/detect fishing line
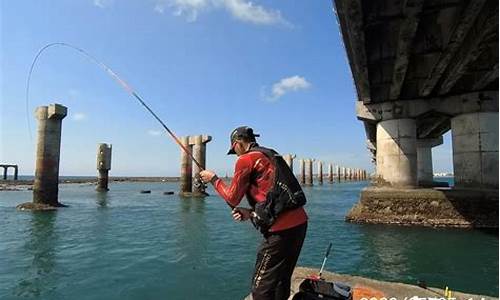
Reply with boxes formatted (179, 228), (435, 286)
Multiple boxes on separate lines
(25, 42), (204, 170)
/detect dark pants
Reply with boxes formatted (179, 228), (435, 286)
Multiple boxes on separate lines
(251, 222), (307, 300)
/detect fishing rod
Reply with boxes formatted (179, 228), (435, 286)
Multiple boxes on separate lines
(25, 42), (207, 189)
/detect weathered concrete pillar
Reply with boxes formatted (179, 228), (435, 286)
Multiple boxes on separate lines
(306, 159), (314, 186)
(317, 161), (323, 184)
(347, 168), (352, 180)
(96, 143), (112, 191)
(14, 166), (18, 180)
(328, 163), (334, 183)
(376, 118), (417, 187)
(416, 137), (443, 187)
(451, 112), (498, 189)
(2, 167), (6, 180)
(337, 166), (341, 182)
(180, 136), (193, 195)
(342, 167), (346, 180)
(33, 104), (67, 206)
(283, 154), (296, 172)
(299, 159), (306, 185)
(192, 135), (212, 196)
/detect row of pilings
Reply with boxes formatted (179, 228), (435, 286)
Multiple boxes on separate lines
(282, 155), (368, 186)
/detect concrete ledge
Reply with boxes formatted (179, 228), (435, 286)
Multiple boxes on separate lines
(289, 267), (497, 300)
(346, 187), (498, 228)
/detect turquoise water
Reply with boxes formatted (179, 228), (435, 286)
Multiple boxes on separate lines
(0, 180), (497, 299)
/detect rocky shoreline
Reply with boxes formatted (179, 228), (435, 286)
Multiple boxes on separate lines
(346, 186), (499, 228)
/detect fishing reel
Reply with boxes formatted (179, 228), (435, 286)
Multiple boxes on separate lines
(194, 173), (207, 193)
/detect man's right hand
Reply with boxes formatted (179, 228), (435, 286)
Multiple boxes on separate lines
(232, 207), (252, 222)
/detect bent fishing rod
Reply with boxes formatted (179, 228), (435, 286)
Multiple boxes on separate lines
(25, 42), (216, 194)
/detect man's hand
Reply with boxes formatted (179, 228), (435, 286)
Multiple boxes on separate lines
(199, 170), (216, 184)
(232, 207), (252, 222)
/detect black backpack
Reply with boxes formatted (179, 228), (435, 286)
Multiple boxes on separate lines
(292, 279), (352, 300)
(247, 146), (307, 233)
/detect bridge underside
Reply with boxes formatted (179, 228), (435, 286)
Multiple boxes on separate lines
(333, 0), (498, 227)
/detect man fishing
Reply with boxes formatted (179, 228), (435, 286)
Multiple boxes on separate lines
(200, 126), (308, 300)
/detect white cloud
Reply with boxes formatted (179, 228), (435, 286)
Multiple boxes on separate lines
(148, 129), (163, 136)
(154, 0), (288, 25)
(221, 0), (286, 25)
(93, 0), (113, 8)
(266, 75), (311, 101)
(72, 113), (87, 121)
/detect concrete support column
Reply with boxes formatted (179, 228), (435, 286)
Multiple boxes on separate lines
(180, 136), (193, 195)
(33, 104), (67, 206)
(14, 166), (18, 180)
(342, 167), (346, 180)
(337, 166), (341, 182)
(2, 167), (6, 180)
(192, 135), (212, 196)
(417, 137), (443, 187)
(328, 163), (334, 183)
(451, 112), (499, 189)
(283, 154), (296, 172)
(376, 118), (417, 187)
(317, 161), (323, 184)
(299, 159), (306, 185)
(96, 143), (112, 191)
(306, 159), (314, 186)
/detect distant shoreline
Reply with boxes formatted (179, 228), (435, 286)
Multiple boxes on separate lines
(0, 177), (181, 191)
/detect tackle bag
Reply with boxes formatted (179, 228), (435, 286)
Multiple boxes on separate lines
(248, 146), (306, 233)
(291, 278), (352, 300)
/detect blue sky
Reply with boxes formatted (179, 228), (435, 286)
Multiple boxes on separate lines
(0, 0), (453, 176)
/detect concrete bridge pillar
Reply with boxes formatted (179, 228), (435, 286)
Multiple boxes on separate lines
(283, 154), (296, 172)
(299, 159), (306, 185)
(192, 135), (212, 196)
(2, 167), (6, 180)
(317, 161), (323, 184)
(451, 112), (498, 189)
(14, 166), (18, 180)
(328, 163), (334, 183)
(376, 118), (417, 187)
(337, 166), (341, 182)
(180, 136), (193, 195)
(33, 104), (67, 206)
(96, 143), (112, 191)
(342, 167), (346, 180)
(416, 137), (443, 187)
(305, 159), (314, 186)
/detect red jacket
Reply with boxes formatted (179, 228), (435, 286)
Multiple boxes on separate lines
(213, 151), (308, 232)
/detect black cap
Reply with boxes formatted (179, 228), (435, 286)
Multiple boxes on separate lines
(227, 126), (260, 155)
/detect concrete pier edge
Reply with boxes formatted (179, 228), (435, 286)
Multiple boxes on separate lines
(288, 267), (497, 300)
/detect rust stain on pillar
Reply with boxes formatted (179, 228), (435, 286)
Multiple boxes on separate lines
(96, 143), (112, 191)
(328, 163), (334, 183)
(32, 104), (67, 207)
(180, 136), (193, 196)
(317, 161), (323, 185)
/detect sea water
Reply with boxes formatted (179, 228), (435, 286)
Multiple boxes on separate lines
(0, 180), (497, 299)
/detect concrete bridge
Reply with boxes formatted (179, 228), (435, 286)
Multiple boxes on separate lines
(333, 0), (498, 227)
